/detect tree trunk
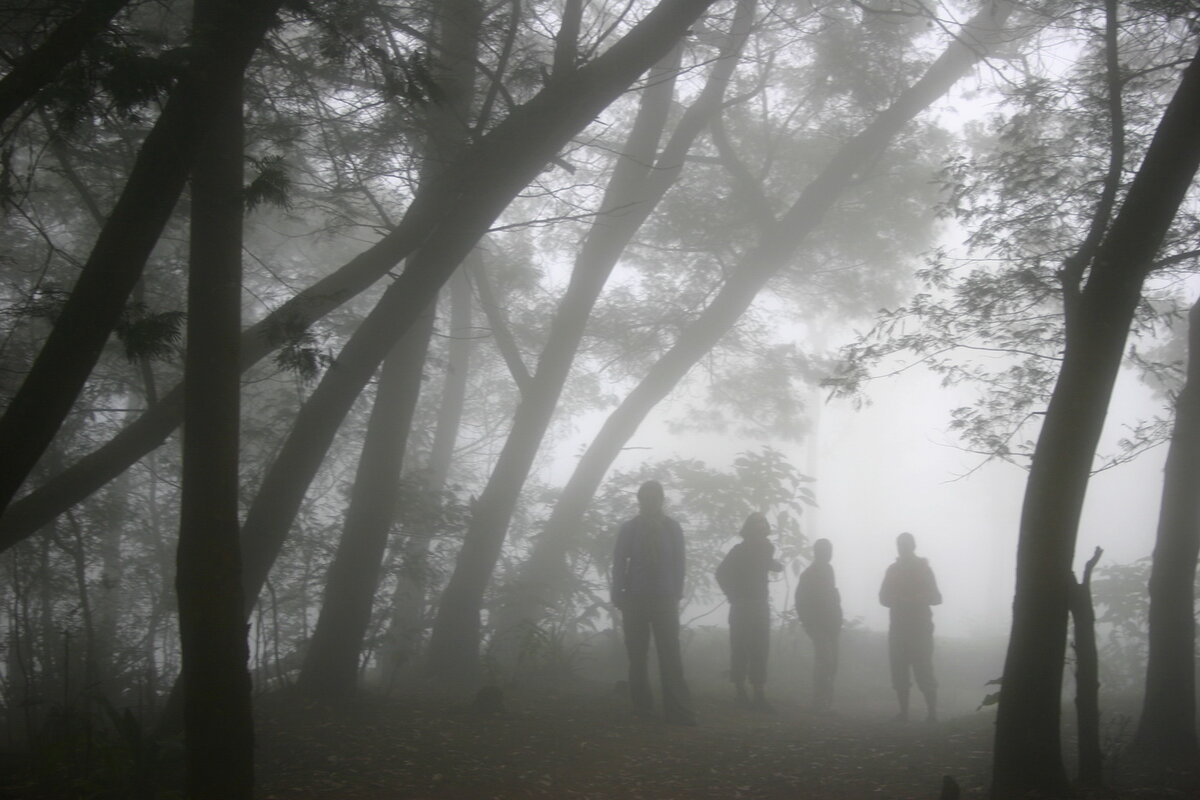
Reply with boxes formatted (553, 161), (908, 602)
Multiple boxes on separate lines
(1070, 547), (1104, 789)
(380, 261), (475, 678)
(0, 0), (133, 128)
(296, 305), (434, 698)
(991, 44), (1200, 800)
(173, 9), (254, 795)
(1135, 297), (1200, 763)
(526, 0), (1019, 601)
(0, 0), (718, 555)
(0, 0), (283, 521)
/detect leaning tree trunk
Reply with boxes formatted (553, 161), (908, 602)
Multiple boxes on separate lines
(0, 0), (718, 556)
(296, 306), (434, 698)
(1135, 296), (1200, 764)
(525, 0), (1020, 601)
(1070, 547), (1104, 790)
(0, 0), (283, 521)
(173, 10), (254, 795)
(991, 44), (1200, 800)
(380, 262), (475, 679)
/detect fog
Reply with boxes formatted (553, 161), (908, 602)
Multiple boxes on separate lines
(2, 0), (1199, 798)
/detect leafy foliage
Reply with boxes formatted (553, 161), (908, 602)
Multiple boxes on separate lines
(113, 303), (185, 363)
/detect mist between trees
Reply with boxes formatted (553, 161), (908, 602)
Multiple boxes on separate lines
(0, 1), (1198, 798)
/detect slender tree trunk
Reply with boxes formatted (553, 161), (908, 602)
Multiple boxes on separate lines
(173, 8), (253, 795)
(380, 262), (475, 678)
(0, 0), (133, 128)
(0, 0), (283, 521)
(0, 0), (718, 555)
(296, 306), (434, 698)
(428, 0), (759, 683)
(1134, 297), (1200, 764)
(1070, 547), (1104, 789)
(527, 0), (1019, 596)
(991, 45), (1200, 799)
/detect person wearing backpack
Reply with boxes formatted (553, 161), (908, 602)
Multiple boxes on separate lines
(716, 512), (783, 711)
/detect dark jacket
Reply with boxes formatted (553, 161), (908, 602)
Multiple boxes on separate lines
(611, 512), (685, 606)
(796, 560), (843, 634)
(879, 554), (942, 626)
(715, 538), (779, 605)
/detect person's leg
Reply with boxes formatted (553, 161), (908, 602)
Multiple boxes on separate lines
(889, 626), (911, 721)
(728, 605), (749, 704)
(812, 630), (837, 711)
(650, 597), (695, 724)
(747, 603), (771, 711)
(912, 626), (938, 721)
(622, 601), (653, 716)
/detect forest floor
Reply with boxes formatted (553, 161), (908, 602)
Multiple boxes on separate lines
(253, 684), (1197, 800)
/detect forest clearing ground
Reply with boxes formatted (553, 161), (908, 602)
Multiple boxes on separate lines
(256, 686), (1002, 799)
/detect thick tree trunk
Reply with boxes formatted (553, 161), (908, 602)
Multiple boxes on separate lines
(0, 0), (717, 555)
(527, 0), (1019, 598)
(173, 14), (254, 796)
(434, 0), (759, 682)
(991, 45), (1200, 800)
(0, 0), (133, 128)
(1134, 297), (1200, 763)
(1070, 547), (1104, 789)
(0, 0), (283, 521)
(296, 306), (434, 698)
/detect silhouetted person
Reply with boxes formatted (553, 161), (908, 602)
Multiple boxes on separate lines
(611, 480), (696, 725)
(795, 537), (842, 711)
(879, 531), (942, 722)
(715, 512), (782, 711)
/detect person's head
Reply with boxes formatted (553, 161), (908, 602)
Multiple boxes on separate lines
(739, 512), (770, 540)
(813, 537), (833, 564)
(637, 480), (665, 514)
(896, 531), (916, 556)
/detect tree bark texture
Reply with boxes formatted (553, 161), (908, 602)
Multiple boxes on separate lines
(296, 306), (434, 698)
(0, 0), (283, 522)
(173, 11), (254, 795)
(0, 0), (717, 556)
(991, 45), (1200, 800)
(528, 0), (1019, 602)
(1135, 297), (1200, 763)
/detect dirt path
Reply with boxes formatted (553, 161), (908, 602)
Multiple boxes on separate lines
(256, 688), (996, 799)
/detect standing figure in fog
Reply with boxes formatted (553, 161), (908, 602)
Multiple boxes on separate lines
(795, 538), (842, 712)
(879, 531), (942, 722)
(611, 480), (696, 725)
(715, 512), (783, 711)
